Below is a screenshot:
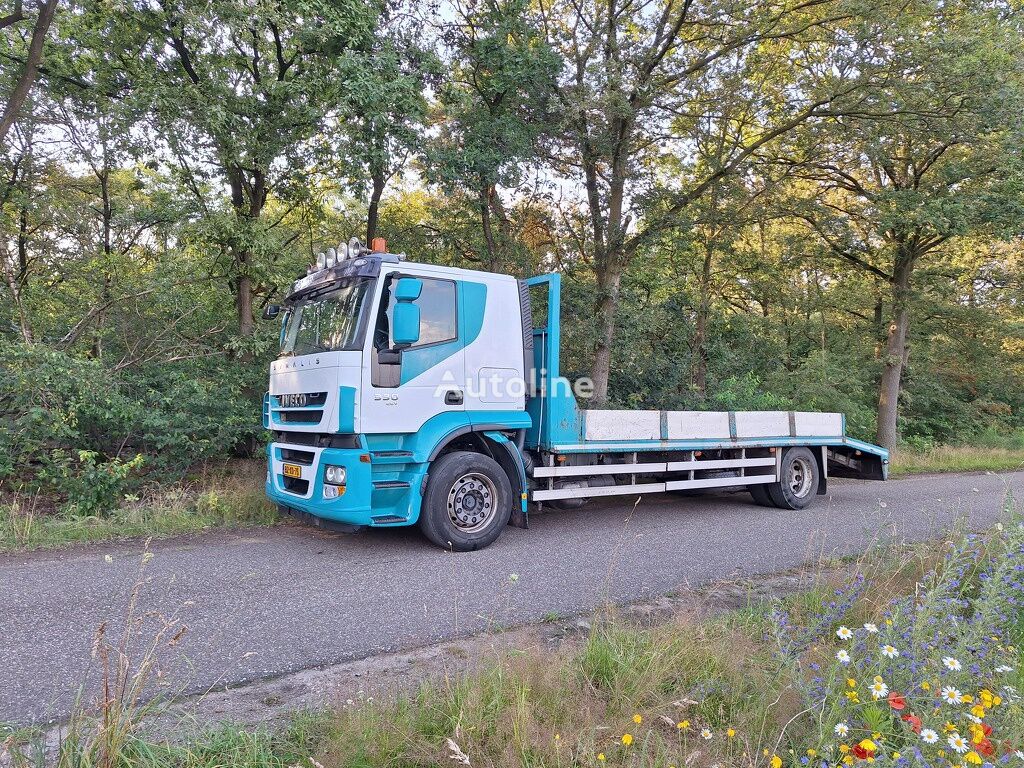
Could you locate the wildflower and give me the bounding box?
[598,753,606,762]
[869,679,889,699]
[633,714,642,724]
[701,728,712,740]
[941,686,963,704]
[978,689,1001,708]
[995,665,1013,674]
[944,657,963,672]
[901,713,921,733]
[921,681,931,691]
[970,704,986,719]
[1014,750,1024,760]
[839,745,851,754]
[845,691,860,704]
[677,720,689,729]
[771,755,782,768]
[888,692,906,710]
[835,723,850,737]
[892,753,900,760]
[847,678,857,688]
[727,728,736,738]
[837,626,854,640]
[921,729,939,744]
[964,751,983,765]
[881,645,899,659]
[948,734,969,754]
[852,740,877,760]
[836,650,851,664]
[808,749,817,757]
[863,623,879,633]
[621,734,633,746]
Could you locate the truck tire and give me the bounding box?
[766,447,819,510]
[419,451,513,551]
[748,483,776,507]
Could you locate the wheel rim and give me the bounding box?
[788,457,814,498]
[447,472,497,533]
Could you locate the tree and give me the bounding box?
[128,0,379,337]
[782,0,1024,449]
[428,0,558,272]
[537,0,898,406]
[0,0,58,147]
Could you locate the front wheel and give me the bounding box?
[766,447,820,510]
[419,451,512,551]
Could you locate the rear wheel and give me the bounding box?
[766,447,820,510]
[748,482,776,507]
[419,451,512,551]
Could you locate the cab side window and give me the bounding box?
[412,279,457,346]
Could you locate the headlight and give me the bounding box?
[325,247,337,268]
[324,465,347,485]
[316,252,326,270]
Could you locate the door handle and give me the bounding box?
[444,389,463,406]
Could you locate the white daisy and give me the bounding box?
[834,723,850,737]
[948,733,969,754]
[1014,750,1024,761]
[836,649,851,664]
[836,626,853,640]
[869,679,889,699]
[920,729,939,745]
[701,728,713,741]
[881,645,899,659]
[963,713,982,724]
[863,623,879,633]
[940,686,962,704]
[943,656,962,672]
[995,665,1014,673]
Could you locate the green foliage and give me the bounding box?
[46,450,145,517]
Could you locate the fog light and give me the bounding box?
[323,484,344,499]
[324,465,347,484]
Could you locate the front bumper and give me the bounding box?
[265,439,425,527]
[265,441,376,526]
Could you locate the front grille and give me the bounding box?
[273,392,327,407]
[278,410,322,424]
[273,431,361,449]
[282,476,309,495]
[280,448,315,465]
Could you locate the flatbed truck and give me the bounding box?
[264,238,889,550]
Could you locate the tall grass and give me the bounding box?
[0,462,276,552]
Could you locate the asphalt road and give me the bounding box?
[1,470,1021,726]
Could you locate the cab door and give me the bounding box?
[360,272,465,435]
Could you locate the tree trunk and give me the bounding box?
[366,171,385,244]
[0,0,57,147]
[478,182,499,272]
[690,240,714,396]
[590,264,623,408]
[227,169,263,338]
[875,251,914,451]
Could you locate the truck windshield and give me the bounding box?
[280,278,374,356]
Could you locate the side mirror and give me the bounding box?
[392,278,422,346]
[262,304,281,320]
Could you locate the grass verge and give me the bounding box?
[0,461,276,552]
[4,500,1022,768]
[890,444,1024,476]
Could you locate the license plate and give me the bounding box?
[282,463,302,479]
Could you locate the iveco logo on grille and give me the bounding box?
[279,393,308,408]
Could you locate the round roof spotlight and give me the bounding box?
[348,236,363,256]
[325,247,338,268]
[337,242,350,260]
[316,252,327,270]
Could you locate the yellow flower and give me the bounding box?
[944,722,958,733]
[962,694,974,703]
[892,753,901,760]
[633,714,642,724]
[965,752,983,765]
[597,753,606,762]
[921,681,931,691]
[621,734,633,746]
[678,720,690,730]
[555,733,561,741]
[859,739,877,752]
[727,728,736,738]
[770,754,782,768]
[847,678,857,688]
[842,757,854,766]
[839,745,851,754]
[971,704,986,719]
[886,619,893,626]
[808,749,817,757]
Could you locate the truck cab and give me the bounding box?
[266,239,888,551]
